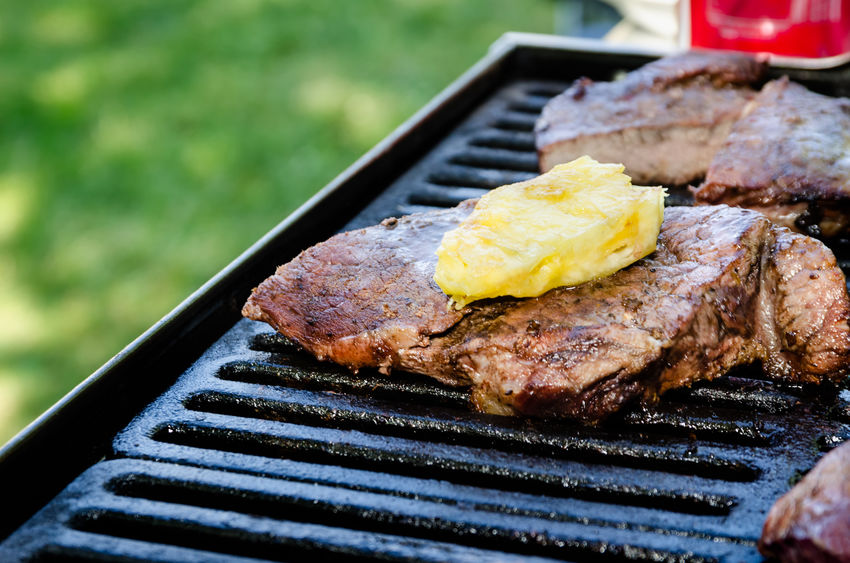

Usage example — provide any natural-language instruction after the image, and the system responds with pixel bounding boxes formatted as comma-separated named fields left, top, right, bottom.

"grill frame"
left=4, top=32, right=850, bottom=560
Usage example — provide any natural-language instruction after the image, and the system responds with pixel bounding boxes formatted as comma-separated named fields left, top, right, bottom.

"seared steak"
left=534, top=52, right=766, bottom=185
left=760, top=441, right=850, bottom=562
left=694, top=77, right=850, bottom=239
left=244, top=204, right=850, bottom=421
left=242, top=200, right=473, bottom=377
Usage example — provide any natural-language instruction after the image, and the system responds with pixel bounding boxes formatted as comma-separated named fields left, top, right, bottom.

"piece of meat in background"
left=693, top=77, right=850, bottom=239
left=534, top=51, right=767, bottom=185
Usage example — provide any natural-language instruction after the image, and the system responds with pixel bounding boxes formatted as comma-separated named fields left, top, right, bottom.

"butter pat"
left=434, top=156, right=665, bottom=308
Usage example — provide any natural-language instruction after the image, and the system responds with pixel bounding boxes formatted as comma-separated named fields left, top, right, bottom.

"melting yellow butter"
left=434, top=156, right=665, bottom=308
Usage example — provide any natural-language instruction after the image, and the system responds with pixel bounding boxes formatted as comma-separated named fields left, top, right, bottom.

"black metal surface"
left=4, top=33, right=850, bottom=562
left=6, top=322, right=849, bottom=561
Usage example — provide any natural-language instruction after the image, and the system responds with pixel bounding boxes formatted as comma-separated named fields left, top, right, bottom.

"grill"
left=3, top=33, right=850, bottom=562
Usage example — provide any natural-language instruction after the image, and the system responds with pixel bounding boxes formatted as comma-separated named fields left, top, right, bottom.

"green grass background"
left=0, top=1, right=554, bottom=444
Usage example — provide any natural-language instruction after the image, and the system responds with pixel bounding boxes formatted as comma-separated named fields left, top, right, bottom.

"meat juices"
left=243, top=204, right=850, bottom=422
left=693, top=77, right=850, bottom=239
left=534, top=52, right=767, bottom=185
left=760, top=440, right=850, bottom=562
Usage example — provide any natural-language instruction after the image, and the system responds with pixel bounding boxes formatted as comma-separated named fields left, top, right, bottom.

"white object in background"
left=603, top=0, right=679, bottom=49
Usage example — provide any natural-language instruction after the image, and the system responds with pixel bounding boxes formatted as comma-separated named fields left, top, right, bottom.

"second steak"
left=694, top=77, right=850, bottom=239
left=534, top=52, right=766, bottom=185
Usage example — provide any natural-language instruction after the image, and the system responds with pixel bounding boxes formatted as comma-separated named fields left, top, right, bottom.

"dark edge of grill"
left=3, top=32, right=850, bottom=562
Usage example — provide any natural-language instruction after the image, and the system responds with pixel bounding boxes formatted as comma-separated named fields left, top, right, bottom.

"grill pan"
left=3, top=33, right=850, bottom=562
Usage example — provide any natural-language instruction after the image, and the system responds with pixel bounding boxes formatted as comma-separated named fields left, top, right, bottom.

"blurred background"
left=0, top=1, right=559, bottom=445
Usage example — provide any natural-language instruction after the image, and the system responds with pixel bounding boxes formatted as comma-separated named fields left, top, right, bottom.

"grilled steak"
left=242, top=200, right=473, bottom=378
left=534, top=52, right=767, bottom=185
left=244, top=204, right=850, bottom=421
left=760, top=440, right=850, bottom=562
left=694, top=77, right=850, bottom=239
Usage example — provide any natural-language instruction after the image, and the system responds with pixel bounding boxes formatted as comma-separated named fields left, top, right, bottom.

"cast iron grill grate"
left=4, top=71, right=850, bottom=562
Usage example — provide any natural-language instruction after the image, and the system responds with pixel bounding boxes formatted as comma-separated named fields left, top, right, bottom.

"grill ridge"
left=180, top=389, right=764, bottom=480
left=60, top=469, right=555, bottom=563
left=216, top=358, right=790, bottom=446
left=149, top=419, right=741, bottom=515
left=217, top=359, right=470, bottom=406
left=448, top=147, right=539, bottom=172
left=21, top=459, right=750, bottom=563
left=468, top=129, right=536, bottom=151
left=97, top=470, right=729, bottom=561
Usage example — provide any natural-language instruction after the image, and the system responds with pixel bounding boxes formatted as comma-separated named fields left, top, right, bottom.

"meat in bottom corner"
left=760, top=439, right=850, bottom=562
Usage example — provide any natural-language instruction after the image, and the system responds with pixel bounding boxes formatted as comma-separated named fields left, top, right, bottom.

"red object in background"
left=689, top=0, right=850, bottom=59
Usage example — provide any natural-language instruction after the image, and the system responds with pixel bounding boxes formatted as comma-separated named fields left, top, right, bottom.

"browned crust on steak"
left=535, top=52, right=767, bottom=185
left=244, top=203, right=850, bottom=421
left=694, top=78, right=850, bottom=237
left=242, top=200, right=474, bottom=375
left=759, top=441, right=850, bottom=562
